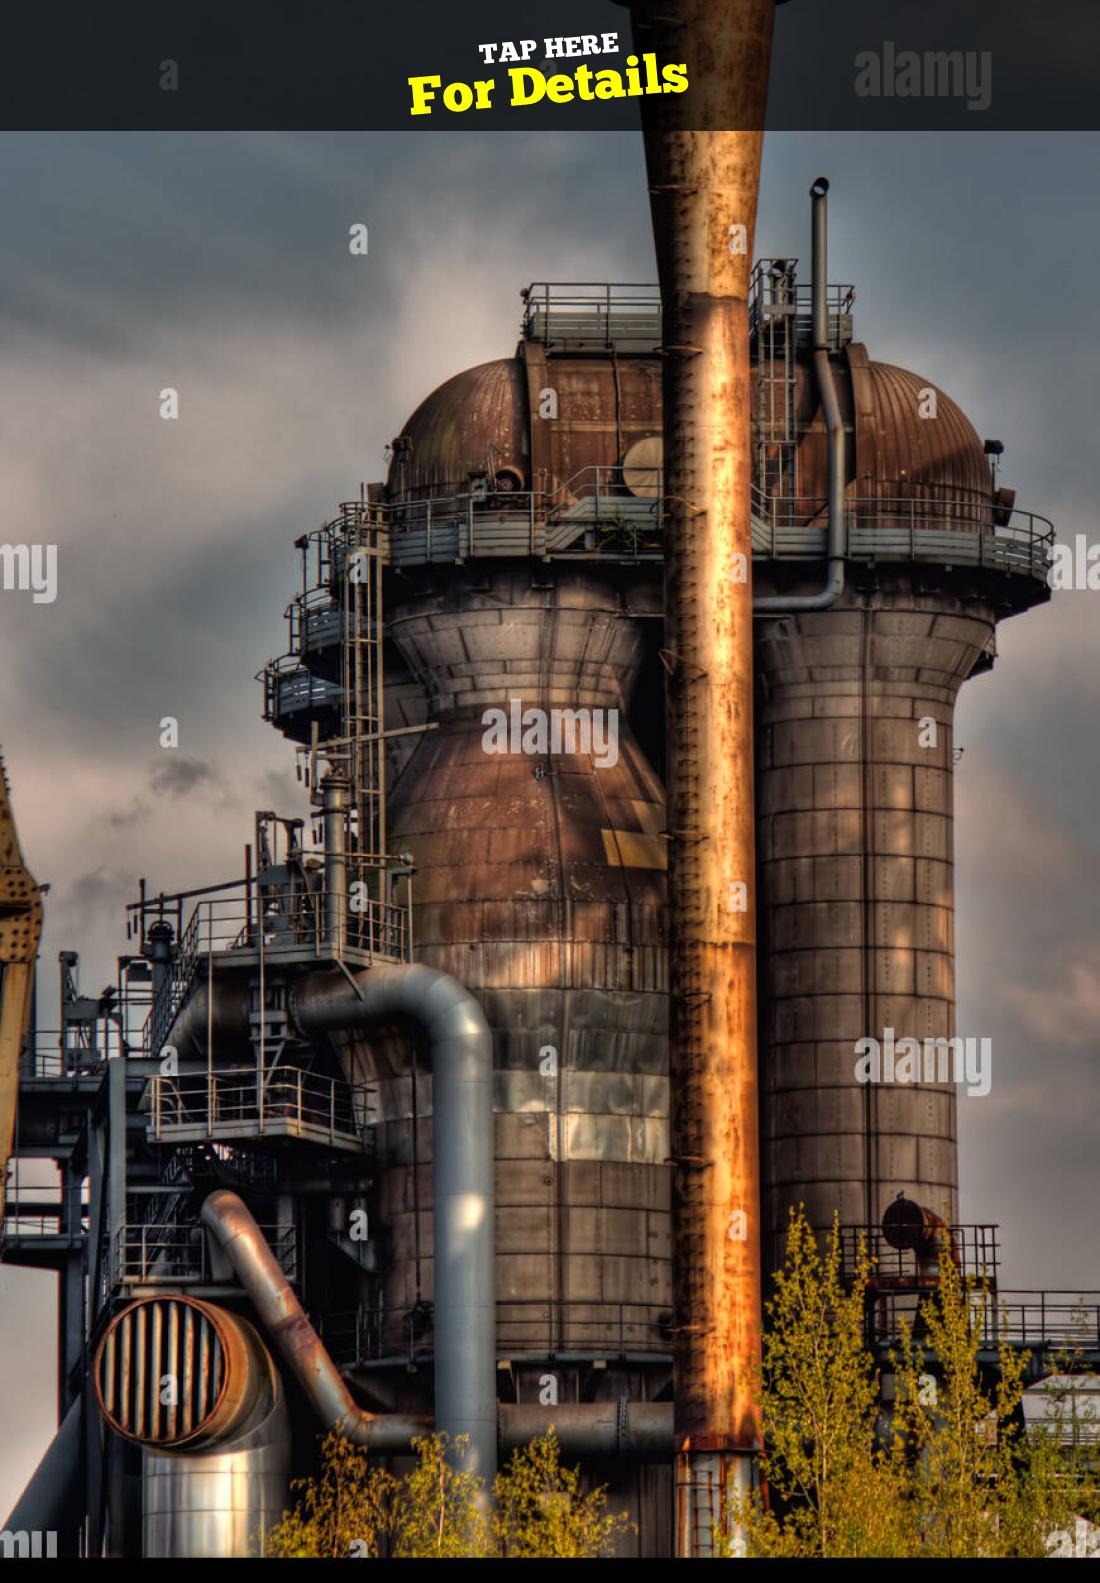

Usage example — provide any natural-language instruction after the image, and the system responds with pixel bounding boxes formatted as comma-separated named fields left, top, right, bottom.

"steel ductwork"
left=200, top=1188, right=431, bottom=1454
left=93, top=1295, right=289, bottom=1557
left=201, top=1189, right=676, bottom=1462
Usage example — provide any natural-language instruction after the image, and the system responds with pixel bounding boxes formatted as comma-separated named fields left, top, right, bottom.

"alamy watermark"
left=854, top=1027, right=991, bottom=1098
left=1048, top=535, right=1100, bottom=591
left=0, top=1529, right=58, bottom=1558
left=481, top=699, right=619, bottom=769
left=855, top=44, right=992, bottom=112
left=0, top=543, right=57, bottom=605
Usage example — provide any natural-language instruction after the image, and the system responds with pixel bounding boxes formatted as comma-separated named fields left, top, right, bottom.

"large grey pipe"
left=500, top=1401, right=672, bottom=1461
left=755, top=177, right=847, bottom=613
left=295, top=964, right=495, bottom=1481
left=204, top=961, right=496, bottom=1483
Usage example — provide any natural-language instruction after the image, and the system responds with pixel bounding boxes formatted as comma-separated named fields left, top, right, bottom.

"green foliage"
left=730, top=1205, right=1100, bottom=1558
left=264, top=1426, right=633, bottom=1559
left=493, top=1429, right=632, bottom=1557
left=263, top=1429, right=397, bottom=1558
left=889, top=1252, right=1100, bottom=1556
left=727, top=1209, right=910, bottom=1557
left=390, top=1434, right=491, bottom=1558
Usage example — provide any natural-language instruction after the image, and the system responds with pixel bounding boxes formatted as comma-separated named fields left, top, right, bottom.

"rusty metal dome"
left=858, top=354, right=993, bottom=499
left=787, top=344, right=996, bottom=522
left=385, top=345, right=664, bottom=508
left=385, top=335, right=996, bottom=530
left=385, top=358, right=528, bottom=502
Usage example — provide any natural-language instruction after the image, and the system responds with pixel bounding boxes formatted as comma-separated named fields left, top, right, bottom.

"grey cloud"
left=149, top=754, right=219, bottom=796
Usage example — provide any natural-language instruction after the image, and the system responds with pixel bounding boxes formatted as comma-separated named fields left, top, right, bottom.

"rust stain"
left=630, top=0, right=777, bottom=1483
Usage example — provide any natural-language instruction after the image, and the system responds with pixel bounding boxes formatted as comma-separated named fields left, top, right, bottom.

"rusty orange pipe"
left=620, top=0, right=779, bottom=1553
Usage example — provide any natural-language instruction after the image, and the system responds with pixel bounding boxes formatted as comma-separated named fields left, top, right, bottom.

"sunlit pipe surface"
left=623, top=0, right=777, bottom=1553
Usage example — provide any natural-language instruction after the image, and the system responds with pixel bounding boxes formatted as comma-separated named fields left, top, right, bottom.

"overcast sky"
left=1, top=129, right=1098, bottom=1516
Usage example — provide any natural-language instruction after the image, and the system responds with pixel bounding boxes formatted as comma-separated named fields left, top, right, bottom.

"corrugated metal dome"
left=386, top=339, right=996, bottom=524
left=386, top=358, right=528, bottom=502
left=787, top=343, right=997, bottom=525
left=858, top=356, right=992, bottom=499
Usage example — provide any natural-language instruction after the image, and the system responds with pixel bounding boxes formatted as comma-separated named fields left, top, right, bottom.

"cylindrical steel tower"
left=752, top=309, right=1049, bottom=1270
left=376, top=334, right=674, bottom=1550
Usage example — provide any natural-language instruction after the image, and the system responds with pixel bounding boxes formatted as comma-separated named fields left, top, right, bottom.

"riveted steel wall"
left=376, top=564, right=671, bottom=1353
left=753, top=573, right=997, bottom=1267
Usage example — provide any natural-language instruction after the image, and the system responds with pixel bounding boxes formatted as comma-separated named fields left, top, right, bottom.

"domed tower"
left=256, top=224, right=1050, bottom=1557
left=379, top=288, right=674, bottom=1550
left=747, top=222, right=1050, bottom=1272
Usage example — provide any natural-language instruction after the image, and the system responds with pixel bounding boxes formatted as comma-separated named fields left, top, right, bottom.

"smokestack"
left=619, top=0, right=779, bottom=1556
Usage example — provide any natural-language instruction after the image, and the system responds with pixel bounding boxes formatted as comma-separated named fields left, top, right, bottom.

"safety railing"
left=260, top=651, right=342, bottom=722
left=166, top=886, right=407, bottom=960
left=866, top=1289, right=1100, bottom=1361
left=115, top=1218, right=297, bottom=1285
left=311, top=470, right=1051, bottom=580
left=382, top=464, right=664, bottom=561
left=317, top=1298, right=673, bottom=1365
left=147, top=1065, right=374, bottom=1145
left=18, top=1027, right=114, bottom=1078
left=840, top=1223, right=1001, bottom=1288
left=2, top=1180, right=89, bottom=1244
left=144, top=877, right=409, bottom=1059
left=521, top=282, right=662, bottom=350
left=749, top=260, right=856, bottom=349
left=751, top=487, right=1055, bottom=579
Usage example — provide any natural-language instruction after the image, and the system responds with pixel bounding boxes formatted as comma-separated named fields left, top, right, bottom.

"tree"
left=390, top=1434, right=490, bottom=1558
left=889, top=1249, right=1097, bottom=1557
left=263, top=1428, right=397, bottom=1558
left=263, top=1426, right=632, bottom=1558
left=727, top=1208, right=909, bottom=1557
left=728, top=1205, right=1100, bottom=1558
left=492, top=1429, right=633, bottom=1557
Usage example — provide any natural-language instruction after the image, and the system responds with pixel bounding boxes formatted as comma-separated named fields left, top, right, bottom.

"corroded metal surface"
left=387, top=358, right=529, bottom=500
left=752, top=576, right=989, bottom=1269
left=385, top=348, right=663, bottom=505
left=95, top=1295, right=273, bottom=1452
left=633, top=0, right=776, bottom=1487
left=379, top=565, right=671, bottom=1344
left=521, top=345, right=662, bottom=499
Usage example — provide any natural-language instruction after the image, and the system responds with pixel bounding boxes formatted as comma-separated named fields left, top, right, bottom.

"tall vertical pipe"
left=322, top=773, right=349, bottom=955
left=291, top=962, right=497, bottom=1486
left=754, top=176, right=847, bottom=613
left=622, top=0, right=777, bottom=1554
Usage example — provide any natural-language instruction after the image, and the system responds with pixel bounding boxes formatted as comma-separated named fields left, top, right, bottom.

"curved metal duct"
left=202, top=1189, right=677, bottom=1464
left=200, top=1188, right=430, bottom=1454
left=288, top=961, right=497, bottom=1487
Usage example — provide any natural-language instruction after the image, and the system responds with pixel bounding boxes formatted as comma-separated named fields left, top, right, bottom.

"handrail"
left=284, top=471, right=1052, bottom=566
left=143, top=878, right=411, bottom=1056
left=148, top=1064, right=372, bottom=1142
left=317, top=1297, right=674, bottom=1365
